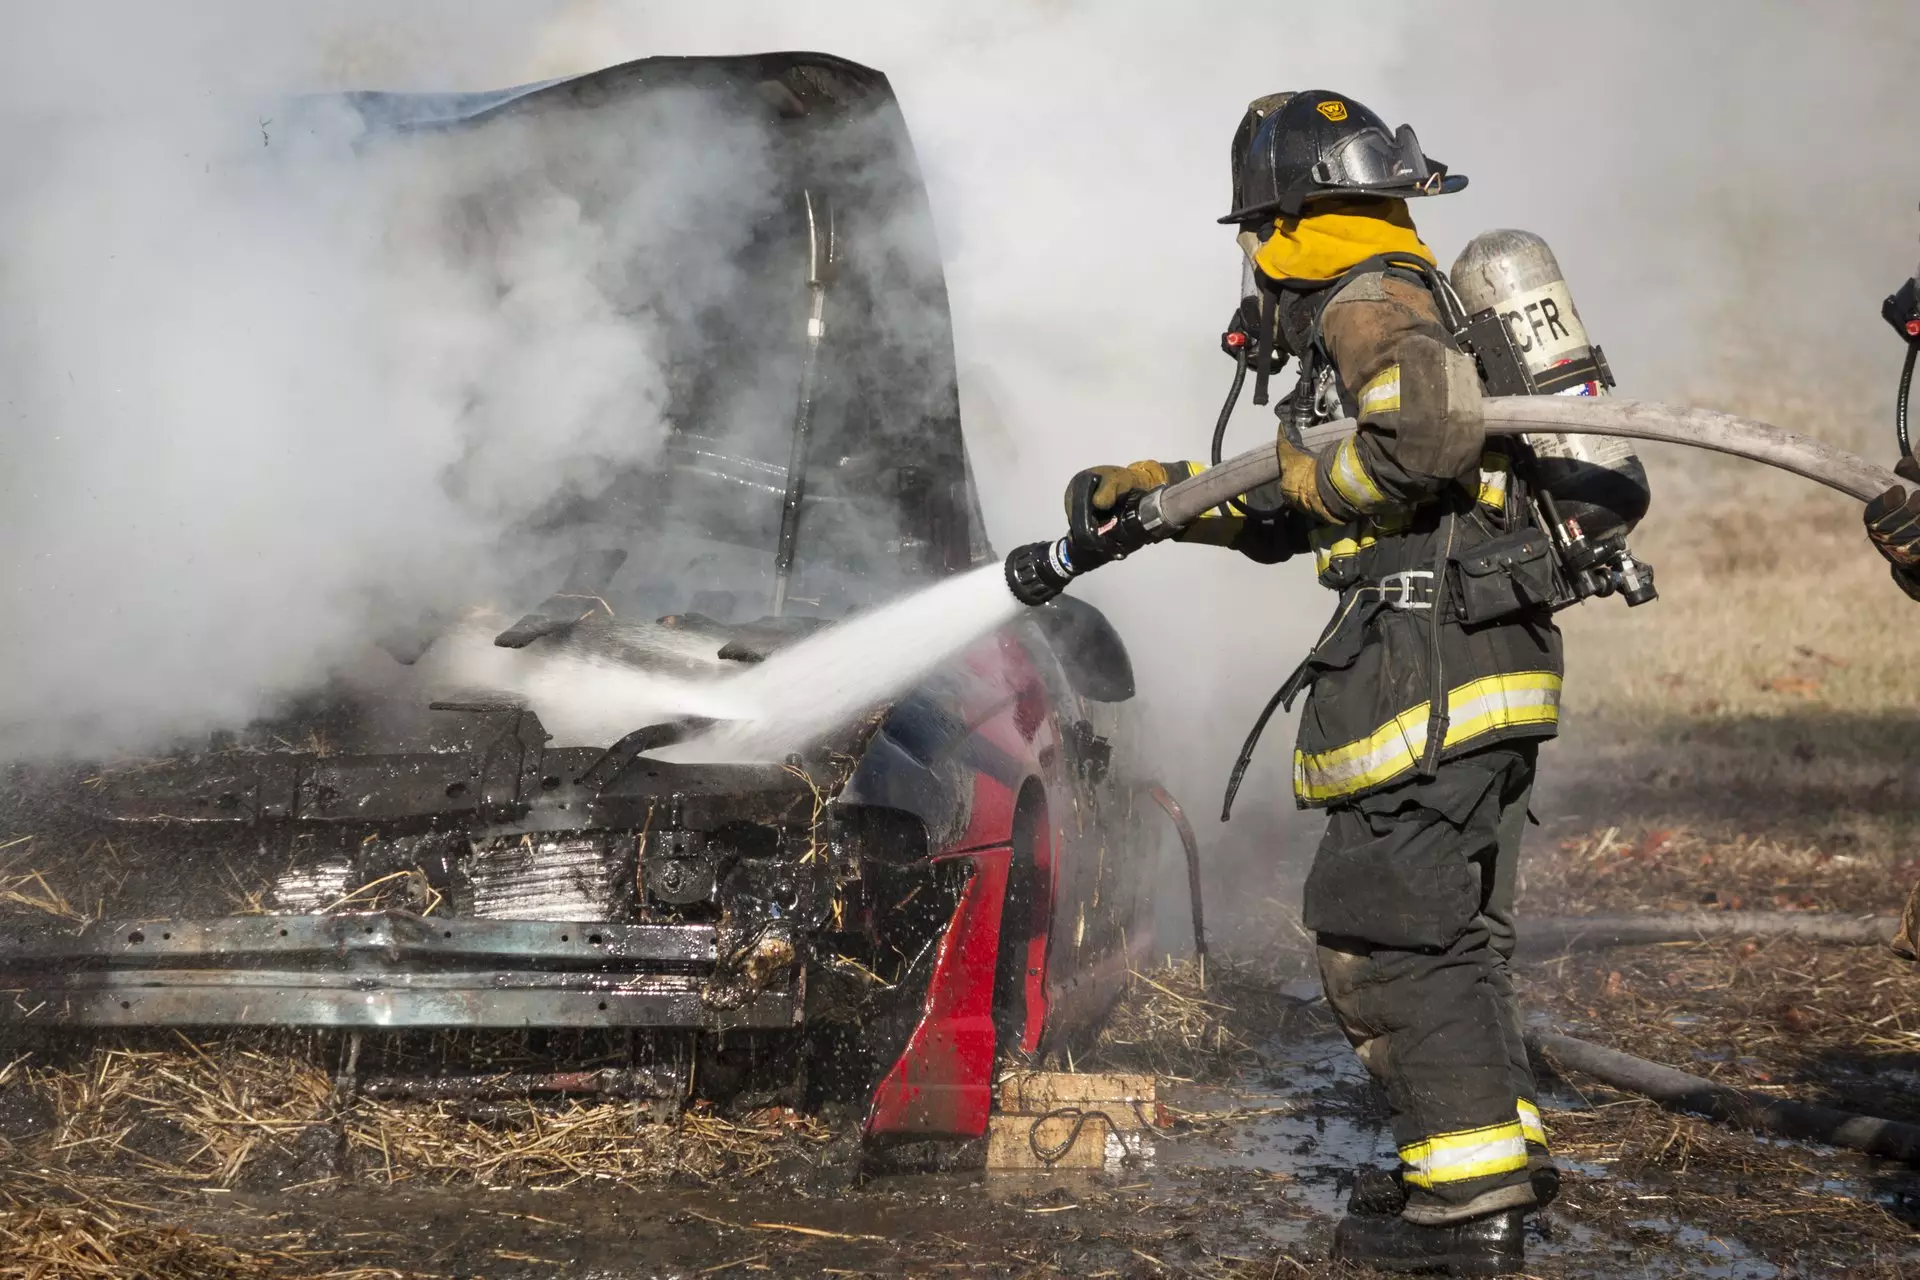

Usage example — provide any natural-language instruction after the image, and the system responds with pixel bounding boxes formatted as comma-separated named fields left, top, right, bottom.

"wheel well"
left=992, top=778, right=1049, bottom=1060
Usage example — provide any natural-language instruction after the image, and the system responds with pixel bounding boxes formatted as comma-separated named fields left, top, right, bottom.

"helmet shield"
left=1221, top=91, right=1467, bottom=225
left=1317, top=125, right=1430, bottom=189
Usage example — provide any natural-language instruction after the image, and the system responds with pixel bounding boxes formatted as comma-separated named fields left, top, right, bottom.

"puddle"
left=1622, top=1219, right=1780, bottom=1279
left=1158, top=1032, right=1396, bottom=1231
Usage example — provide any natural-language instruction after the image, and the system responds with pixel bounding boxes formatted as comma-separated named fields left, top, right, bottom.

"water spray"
left=1004, top=395, right=1905, bottom=605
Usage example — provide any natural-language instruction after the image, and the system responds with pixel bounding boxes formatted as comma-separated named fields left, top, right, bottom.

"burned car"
left=0, top=53, right=1175, bottom=1144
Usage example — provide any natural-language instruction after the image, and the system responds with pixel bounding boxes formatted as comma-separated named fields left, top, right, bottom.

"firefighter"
left=1069, top=91, right=1557, bottom=1274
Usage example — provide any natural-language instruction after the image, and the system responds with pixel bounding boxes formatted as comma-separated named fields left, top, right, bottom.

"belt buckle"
left=1376, top=569, right=1434, bottom=610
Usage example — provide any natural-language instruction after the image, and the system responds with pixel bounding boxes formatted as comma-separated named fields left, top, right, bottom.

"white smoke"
left=4, top=2, right=1915, bottom=895
left=0, top=4, right=780, bottom=754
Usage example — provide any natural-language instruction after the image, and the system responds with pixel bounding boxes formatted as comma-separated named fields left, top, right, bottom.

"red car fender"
left=861, top=842, right=1008, bottom=1138
left=863, top=631, right=1060, bottom=1139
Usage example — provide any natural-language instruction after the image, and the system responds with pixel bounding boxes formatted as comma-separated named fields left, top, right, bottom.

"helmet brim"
left=1217, top=172, right=1468, bottom=226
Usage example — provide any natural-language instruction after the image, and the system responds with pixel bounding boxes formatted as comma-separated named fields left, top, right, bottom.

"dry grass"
left=0, top=1201, right=428, bottom=1280
left=1538, top=1099, right=1918, bottom=1278
left=0, top=1207, right=309, bottom=1280
left=1533, top=456, right=1920, bottom=927
left=0, top=1030, right=834, bottom=1277
left=1524, top=935, right=1920, bottom=1124
left=1519, top=822, right=1917, bottom=917
left=1088, top=957, right=1308, bottom=1083
left=0, top=1165, right=423, bottom=1280
left=3, top=1030, right=830, bottom=1194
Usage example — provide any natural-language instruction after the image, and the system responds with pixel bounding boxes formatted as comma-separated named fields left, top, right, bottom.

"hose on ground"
left=1527, top=1027, right=1920, bottom=1165
left=1517, top=911, right=1897, bottom=957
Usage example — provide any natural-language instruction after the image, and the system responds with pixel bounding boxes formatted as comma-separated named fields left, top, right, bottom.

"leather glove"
left=1275, top=435, right=1336, bottom=522
left=1866, top=465, right=1920, bottom=600
left=1065, top=461, right=1171, bottom=522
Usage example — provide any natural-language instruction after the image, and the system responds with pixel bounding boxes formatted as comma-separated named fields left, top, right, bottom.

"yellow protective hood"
left=1245, top=198, right=1435, bottom=284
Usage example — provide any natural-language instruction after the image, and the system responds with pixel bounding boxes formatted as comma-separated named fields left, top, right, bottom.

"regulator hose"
left=1899, top=342, right=1917, bottom=460
left=1211, top=346, right=1248, bottom=468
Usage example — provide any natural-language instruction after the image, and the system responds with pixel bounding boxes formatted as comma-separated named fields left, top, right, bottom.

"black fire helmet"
left=1221, top=89, right=1467, bottom=225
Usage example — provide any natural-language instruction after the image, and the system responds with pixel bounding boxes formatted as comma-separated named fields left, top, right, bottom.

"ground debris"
left=3, top=1029, right=831, bottom=1196
left=1087, top=957, right=1306, bottom=1083
left=0, top=1190, right=419, bottom=1280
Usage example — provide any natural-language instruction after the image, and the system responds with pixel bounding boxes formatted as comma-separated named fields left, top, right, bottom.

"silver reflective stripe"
left=1297, top=708, right=1429, bottom=797
left=1403, top=1130, right=1529, bottom=1187
left=1517, top=1099, right=1546, bottom=1146
left=1446, top=681, right=1559, bottom=734
left=1329, top=436, right=1388, bottom=511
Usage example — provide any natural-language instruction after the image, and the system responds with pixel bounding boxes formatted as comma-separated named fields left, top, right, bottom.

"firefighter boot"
left=1346, top=1164, right=1408, bottom=1215
left=1331, top=1208, right=1525, bottom=1276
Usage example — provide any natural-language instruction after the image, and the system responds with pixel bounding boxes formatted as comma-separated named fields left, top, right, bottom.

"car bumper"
left=0, top=911, right=799, bottom=1030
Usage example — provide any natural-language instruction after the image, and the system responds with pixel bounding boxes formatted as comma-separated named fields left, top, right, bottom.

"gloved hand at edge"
left=1866, top=461, right=1920, bottom=601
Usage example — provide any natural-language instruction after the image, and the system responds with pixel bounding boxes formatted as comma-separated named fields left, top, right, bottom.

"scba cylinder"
left=1450, top=229, right=1651, bottom=542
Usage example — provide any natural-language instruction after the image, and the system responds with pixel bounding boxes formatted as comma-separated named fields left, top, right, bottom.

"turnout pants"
left=1302, top=742, right=1551, bottom=1225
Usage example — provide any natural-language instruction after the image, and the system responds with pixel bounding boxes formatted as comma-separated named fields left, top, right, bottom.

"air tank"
left=1450, top=229, right=1651, bottom=542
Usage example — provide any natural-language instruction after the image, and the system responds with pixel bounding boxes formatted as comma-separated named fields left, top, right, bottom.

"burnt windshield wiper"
left=770, top=188, right=837, bottom=617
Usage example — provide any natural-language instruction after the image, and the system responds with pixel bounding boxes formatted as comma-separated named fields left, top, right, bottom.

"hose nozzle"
left=1005, top=538, right=1078, bottom=606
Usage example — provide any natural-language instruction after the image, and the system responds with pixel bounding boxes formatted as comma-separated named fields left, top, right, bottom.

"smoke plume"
left=4, top=3, right=1916, bottom=909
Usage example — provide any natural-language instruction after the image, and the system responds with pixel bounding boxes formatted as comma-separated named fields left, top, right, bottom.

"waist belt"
left=1222, top=514, right=1462, bottom=820
left=1221, top=572, right=1441, bottom=821
left=1353, top=570, right=1439, bottom=611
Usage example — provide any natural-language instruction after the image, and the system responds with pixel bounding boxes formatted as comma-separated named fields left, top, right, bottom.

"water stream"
left=435, top=563, right=1025, bottom=755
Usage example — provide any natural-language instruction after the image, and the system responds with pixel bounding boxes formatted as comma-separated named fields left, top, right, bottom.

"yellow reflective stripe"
left=1175, top=459, right=1251, bottom=520
left=1400, top=1121, right=1529, bottom=1189
left=1327, top=436, right=1389, bottom=512
left=1292, top=672, right=1562, bottom=803
left=1448, top=670, right=1561, bottom=745
left=1358, top=364, right=1402, bottom=415
left=1477, top=452, right=1509, bottom=510
left=1310, top=523, right=1375, bottom=574
left=1517, top=1099, right=1546, bottom=1147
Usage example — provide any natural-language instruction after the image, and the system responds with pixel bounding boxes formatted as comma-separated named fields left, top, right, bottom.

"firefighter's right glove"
left=1865, top=469, right=1920, bottom=601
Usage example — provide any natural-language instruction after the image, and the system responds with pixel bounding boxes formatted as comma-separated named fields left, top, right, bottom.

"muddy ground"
left=6, top=487, right=1920, bottom=1278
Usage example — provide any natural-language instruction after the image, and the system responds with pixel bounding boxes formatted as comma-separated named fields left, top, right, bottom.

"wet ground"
left=43, top=1001, right=1905, bottom=1279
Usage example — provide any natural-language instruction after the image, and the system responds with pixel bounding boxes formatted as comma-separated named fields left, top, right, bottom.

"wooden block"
left=985, top=1111, right=1153, bottom=1171
left=996, top=1071, right=1157, bottom=1117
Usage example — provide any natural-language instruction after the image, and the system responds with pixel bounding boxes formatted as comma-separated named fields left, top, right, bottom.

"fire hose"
left=1004, top=396, right=1902, bottom=605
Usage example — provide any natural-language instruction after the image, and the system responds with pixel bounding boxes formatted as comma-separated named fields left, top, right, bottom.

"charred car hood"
left=57, top=614, right=885, bottom=835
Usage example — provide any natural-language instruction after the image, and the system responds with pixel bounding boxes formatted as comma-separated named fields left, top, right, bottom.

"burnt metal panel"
left=0, top=914, right=716, bottom=967
left=0, top=914, right=796, bottom=1030
left=0, top=975, right=792, bottom=1030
